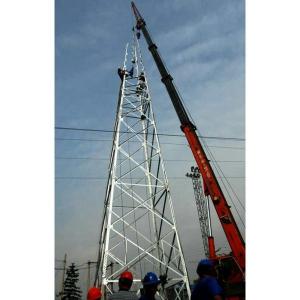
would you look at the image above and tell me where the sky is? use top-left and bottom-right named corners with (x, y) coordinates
top-left (55, 0), bottom-right (245, 296)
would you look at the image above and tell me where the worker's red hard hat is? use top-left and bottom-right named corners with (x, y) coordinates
top-left (120, 271), bottom-right (133, 281)
top-left (87, 287), bottom-right (102, 300)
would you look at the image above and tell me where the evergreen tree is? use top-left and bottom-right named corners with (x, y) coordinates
top-left (62, 263), bottom-right (82, 300)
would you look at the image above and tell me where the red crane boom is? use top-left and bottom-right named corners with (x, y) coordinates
top-left (131, 2), bottom-right (245, 273)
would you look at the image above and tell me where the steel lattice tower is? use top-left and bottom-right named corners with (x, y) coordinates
top-left (186, 167), bottom-right (212, 258)
top-left (94, 32), bottom-right (191, 299)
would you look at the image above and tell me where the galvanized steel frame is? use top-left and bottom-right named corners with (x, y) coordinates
top-left (94, 35), bottom-right (190, 299)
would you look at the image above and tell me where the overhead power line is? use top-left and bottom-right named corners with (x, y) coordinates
top-left (55, 176), bottom-right (245, 180)
top-left (55, 156), bottom-right (245, 163)
top-left (55, 126), bottom-right (245, 141)
top-left (55, 137), bottom-right (245, 150)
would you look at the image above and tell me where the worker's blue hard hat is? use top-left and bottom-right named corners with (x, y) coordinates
top-left (198, 259), bottom-right (214, 268)
top-left (143, 272), bottom-right (161, 286)
top-left (197, 259), bottom-right (214, 276)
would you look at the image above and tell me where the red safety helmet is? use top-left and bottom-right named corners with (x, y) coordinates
top-left (87, 287), bottom-right (102, 300)
top-left (120, 271), bottom-right (133, 281)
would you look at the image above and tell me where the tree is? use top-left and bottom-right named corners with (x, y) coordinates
top-left (62, 263), bottom-right (82, 300)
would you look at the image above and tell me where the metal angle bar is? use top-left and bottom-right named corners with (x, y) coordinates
top-left (123, 93), bottom-right (139, 99)
top-left (154, 188), bottom-right (167, 207)
top-left (122, 107), bottom-right (141, 116)
top-left (119, 121), bottom-right (157, 152)
top-left (106, 252), bottom-right (125, 268)
top-left (140, 126), bottom-right (159, 151)
top-left (118, 132), bottom-right (145, 152)
top-left (122, 102), bottom-right (142, 113)
top-left (112, 184), bottom-right (160, 222)
top-left (105, 285), bottom-right (113, 294)
top-left (148, 129), bottom-right (156, 172)
top-left (117, 179), bottom-right (166, 198)
top-left (157, 190), bottom-right (168, 239)
top-left (94, 80), bottom-right (124, 285)
top-left (161, 234), bottom-right (180, 254)
top-left (158, 239), bottom-right (182, 272)
top-left (109, 187), bottom-right (165, 241)
top-left (118, 142), bottom-right (147, 166)
top-left (122, 95), bottom-right (143, 113)
top-left (124, 92), bottom-right (140, 97)
top-left (118, 182), bottom-right (164, 188)
top-left (123, 94), bottom-right (140, 101)
top-left (99, 46), bottom-right (128, 287)
top-left (117, 147), bottom-right (163, 184)
top-left (140, 97), bottom-right (162, 274)
top-left (113, 184), bottom-right (170, 228)
top-left (124, 87), bottom-right (139, 93)
top-left (113, 205), bottom-right (146, 208)
top-left (165, 278), bottom-right (186, 282)
top-left (115, 146), bottom-right (145, 171)
top-left (109, 201), bottom-right (159, 242)
top-left (117, 150), bottom-right (160, 182)
top-left (108, 256), bottom-right (152, 282)
top-left (118, 124), bottom-right (147, 149)
top-left (174, 283), bottom-right (185, 300)
top-left (111, 184), bottom-right (129, 203)
top-left (124, 81), bottom-right (139, 87)
top-left (166, 251), bottom-right (181, 267)
top-left (111, 198), bottom-right (178, 273)
top-left (160, 235), bottom-right (168, 273)
top-left (110, 227), bottom-right (184, 278)
top-left (177, 256), bottom-right (182, 271)
top-left (106, 239), bottom-right (126, 257)
top-left (116, 145), bottom-right (145, 170)
top-left (152, 156), bottom-right (162, 206)
top-left (114, 183), bottom-right (174, 227)
top-left (105, 279), bottom-right (142, 283)
top-left (122, 102), bottom-right (142, 108)
top-left (123, 97), bottom-right (144, 109)
top-left (118, 120), bottom-right (141, 142)
top-left (119, 125), bottom-right (157, 151)
top-left (119, 119), bottom-right (142, 141)
top-left (109, 227), bottom-right (162, 267)
top-left (107, 250), bottom-right (157, 281)
top-left (110, 210), bottom-right (153, 245)
top-left (166, 233), bottom-right (176, 277)
top-left (122, 114), bottom-right (144, 120)
top-left (120, 118), bottom-right (159, 152)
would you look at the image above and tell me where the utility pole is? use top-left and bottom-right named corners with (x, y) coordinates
top-left (87, 261), bottom-right (97, 292)
top-left (60, 253), bottom-right (67, 300)
top-left (87, 260), bottom-right (91, 291)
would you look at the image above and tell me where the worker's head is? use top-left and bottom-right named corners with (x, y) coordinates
top-left (196, 259), bottom-right (215, 277)
top-left (87, 287), bottom-right (102, 300)
top-left (142, 272), bottom-right (160, 297)
top-left (119, 271), bottom-right (134, 291)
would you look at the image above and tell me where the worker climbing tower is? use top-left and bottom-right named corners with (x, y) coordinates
top-left (94, 29), bottom-right (191, 299)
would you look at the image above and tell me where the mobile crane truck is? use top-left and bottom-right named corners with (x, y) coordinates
top-left (131, 3), bottom-right (245, 299)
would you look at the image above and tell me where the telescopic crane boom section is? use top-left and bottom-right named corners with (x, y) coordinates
top-left (131, 2), bottom-right (245, 272)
